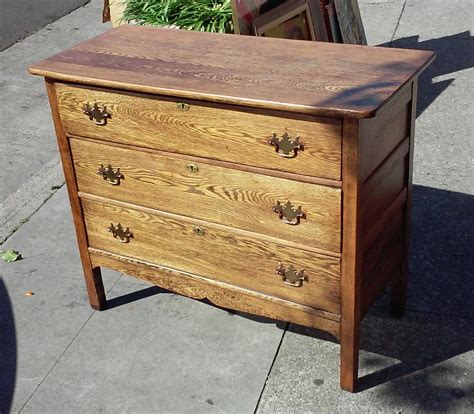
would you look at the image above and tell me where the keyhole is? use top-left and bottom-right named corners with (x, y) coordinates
top-left (177, 103), bottom-right (190, 111)
top-left (193, 227), bottom-right (205, 236)
top-left (186, 163), bottom-right (199, 173)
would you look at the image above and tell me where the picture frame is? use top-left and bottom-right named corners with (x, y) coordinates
top-left (231, 0), bottom-right (268, 35)
top-left (253, 0), bottom-right (318, 41)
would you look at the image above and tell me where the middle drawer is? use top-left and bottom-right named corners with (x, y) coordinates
top-left (71, 137), bottom-right (341, 253)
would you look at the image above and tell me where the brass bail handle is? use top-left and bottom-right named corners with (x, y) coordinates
top-left (108, 223), bottom-right (133, 243)
top-left (83, 102), bottom-right (111, 125)
top-left (268, 132), bottom-right (303, 158)
top-left (272, 201), bottom-right (305, 225)
top-left (98, 163), bottom-right (124, 185)
top-left (276, 263), bottom-right (307, 287)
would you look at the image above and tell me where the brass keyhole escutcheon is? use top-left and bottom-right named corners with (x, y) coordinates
top-left (193, 226), bottom-right (205, 236)
top-left (186, 163), bottom-right (199, 173)
top-left (177, 103), bottom-right (190, 111)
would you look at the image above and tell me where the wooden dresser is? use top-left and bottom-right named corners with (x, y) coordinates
top-left (29, 26), bottom-right (434, 392)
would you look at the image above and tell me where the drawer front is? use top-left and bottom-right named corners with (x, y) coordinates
top-left (71, 138), bottom-right (342, 252)
top-left (82, 199), bottom-right (341, 313)
top-left (56, 83), bottom-right (342, 180)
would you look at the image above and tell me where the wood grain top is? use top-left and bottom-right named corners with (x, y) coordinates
top-left (29, 25), bottom-right (435, 118)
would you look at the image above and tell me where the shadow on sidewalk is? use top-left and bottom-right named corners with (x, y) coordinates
top-left (288, 184), bottom-right (474, 407)
top-left (0, 278), bottom-right (17, 413)
top-left (383, 31), bottom-right (474, 117)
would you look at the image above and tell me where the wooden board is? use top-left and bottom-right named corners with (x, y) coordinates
top-left (81, 197), bottom-right (341, 313)
top-left (71, 137), bottom-right (342, 253)
top-left (334, 0), bottom-right (367, 45)
top-left (359, 85), bottom-right (411, 180)
top-left (57, 83), bottom-right (342, 180)
top-left (29, 25), bottom-right (435, 118)
top-left (361, 138), bottom-right (409, 230)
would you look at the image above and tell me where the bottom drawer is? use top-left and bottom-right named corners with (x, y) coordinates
top-left (82, 198), bottom-right (341, 314)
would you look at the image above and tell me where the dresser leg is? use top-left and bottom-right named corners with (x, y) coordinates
top-left (340, 321), bottom-right (360, 392)
top-left (83, 266), bottom-right (106, 311)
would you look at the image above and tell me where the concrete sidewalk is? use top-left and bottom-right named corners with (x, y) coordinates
top-left (1, 0), bottom-right (473, 412)
top-left (0, 0), bottom-right (90, 51)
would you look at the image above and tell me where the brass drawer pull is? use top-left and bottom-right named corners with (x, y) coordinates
top-left (272, 201), bottom-right (305, 225)
top-left (98, 163), bottom-right (124, 185)
top-left (268, 132), bottom-right (303, 158)
top-left (276, 263), bottom-right (307, 287)
top-left (177, 102), bottom-right (190, 111)
top-left (83, 103), bottom-right (111, 125)
top-left (108, 223), bottom-right (133, 243)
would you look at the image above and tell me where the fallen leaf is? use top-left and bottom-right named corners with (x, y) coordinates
top-left (1, 249), bottom-right (22, 262)
top-left (25, 291), bottom-right (35, 296)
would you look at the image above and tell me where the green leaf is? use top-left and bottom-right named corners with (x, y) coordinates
top-left (122, 0), bottom-right (233, 33)
top-left (1, 249), bottom-right (22, 262)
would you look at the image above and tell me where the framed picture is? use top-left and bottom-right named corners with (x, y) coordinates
top-left (231, 0), bottom-right (268, 35)
top-left (253, 0), bottom-right (318, 41)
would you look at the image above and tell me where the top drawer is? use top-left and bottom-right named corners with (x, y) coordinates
top-left (55, 83), bottom-right (342, 180)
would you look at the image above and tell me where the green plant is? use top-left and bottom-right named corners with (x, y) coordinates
top-left (122, 0), bottom-right (233, 33)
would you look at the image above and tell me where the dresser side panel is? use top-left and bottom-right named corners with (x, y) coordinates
top-left (358, 81), bottom-right (414, 314)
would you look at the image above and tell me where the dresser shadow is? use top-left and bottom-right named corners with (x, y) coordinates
top-left (287, 185), bottom-right (474, 407)
top-left (314, 31), bottom-right (472, 121)
top-left (381, 31), bottom-right (474, 118)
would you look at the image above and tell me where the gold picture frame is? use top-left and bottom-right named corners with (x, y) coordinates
top-left (253, 0), bottom-right (318, 41)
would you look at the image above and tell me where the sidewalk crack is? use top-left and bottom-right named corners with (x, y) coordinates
top-left (390, 0), bottom-right (407, 44)
top-left (253, 322), bottom-right (289, 414)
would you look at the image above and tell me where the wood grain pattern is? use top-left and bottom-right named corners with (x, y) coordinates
top-left (363, 209), bottom-right (405, 283)
top-left (339, 117), bottom-right (363, 392)
top-left (89, 248), bottom-right (341, 337)
top-left (29, 25), bottom-right (435, 118)
top-left (362, 188), bottom-right (407, 252)
top-left (359, 85), bottom-right (411, 179)
top-left (45, 79), bottom-right (106, 310)
top-left (57, 83), bottom-right (342, 180)
top-left (81, 198), bottom-right (341, 313)
top-left (361, 137), bottom-right (409, 231)
top-left (71, 137), bottom-right (342, 252)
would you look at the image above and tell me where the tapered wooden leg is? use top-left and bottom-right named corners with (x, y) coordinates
top-left (83, 266), bottom-right (106, 310)
top-left (340, 316), bottom-right (360, 392)
top-left (340, 118), bottom-right (362, 393)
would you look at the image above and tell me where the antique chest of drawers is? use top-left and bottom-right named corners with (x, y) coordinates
top-left (29, 26), bottom-right (434, 392)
